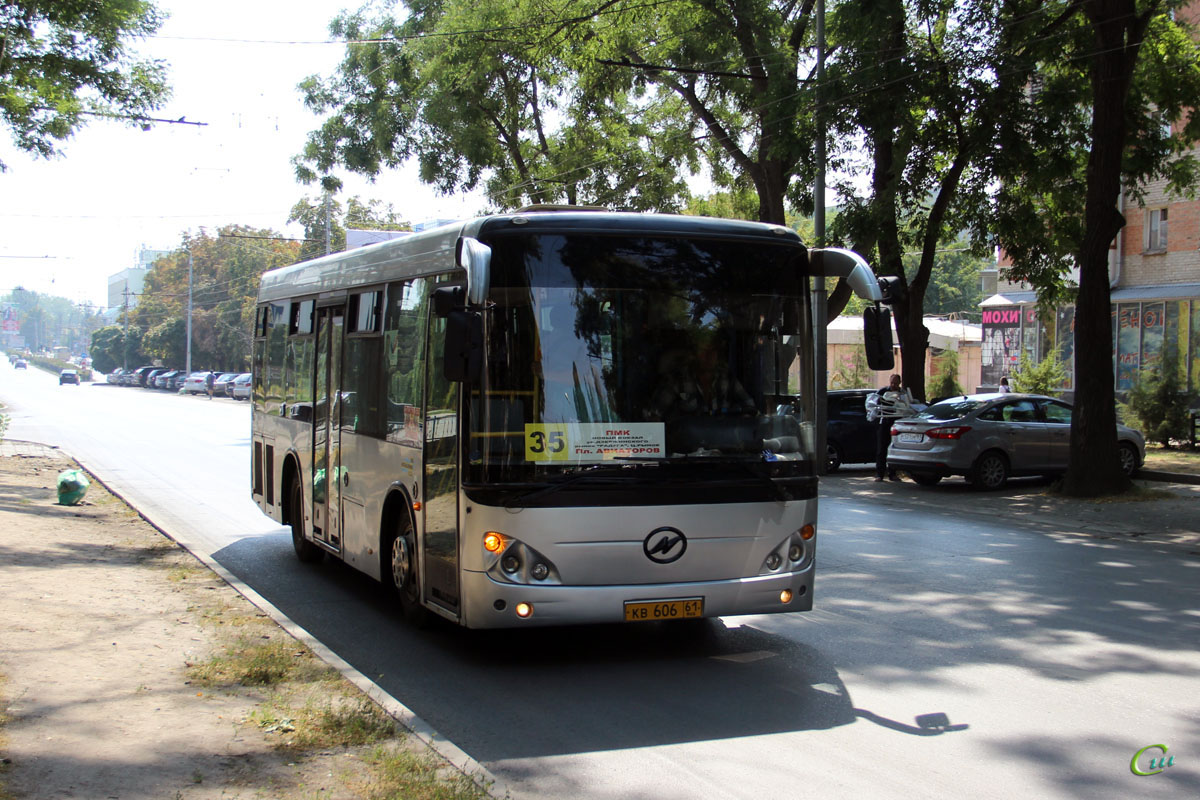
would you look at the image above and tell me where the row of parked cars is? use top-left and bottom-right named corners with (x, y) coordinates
top-left (824, 388), bottom-right (1145, 490)
top-left (105, 366), bottom-right (252, 400)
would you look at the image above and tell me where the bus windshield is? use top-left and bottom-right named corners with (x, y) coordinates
top-left (468, 232), bottom-right (816, 484)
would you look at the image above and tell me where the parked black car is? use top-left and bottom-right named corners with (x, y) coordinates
top-left (825, 389), bottom-right (879, 471)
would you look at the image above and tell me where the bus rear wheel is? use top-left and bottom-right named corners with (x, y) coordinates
top-left (288, 478), bottom-right (324, 564)
top-left (385, 512), bottom-right (430, 627)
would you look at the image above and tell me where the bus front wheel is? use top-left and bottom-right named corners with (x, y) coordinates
top-left (288, 478), bottom-right (324, 564)
top-left (385, 513), bottom-right (430, 627)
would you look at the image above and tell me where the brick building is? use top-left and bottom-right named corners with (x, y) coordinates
top-left (981, 6), bottom-right (1200, 397)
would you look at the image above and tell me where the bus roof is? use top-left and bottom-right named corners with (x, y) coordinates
top-left (256, 211), bottom-right (804, 303)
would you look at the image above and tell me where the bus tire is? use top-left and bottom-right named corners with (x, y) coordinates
top-left (384, 511), bottom-right (431, 627)
top-left (288, 477), bottom-right (324, 564)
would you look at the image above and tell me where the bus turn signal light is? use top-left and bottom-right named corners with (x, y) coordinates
top-left (515, 602), bottom-right (533, 618)
top-left (483, 532), bottom-right (505, 553)
top-left (800, 524), bottom-right (815, 540)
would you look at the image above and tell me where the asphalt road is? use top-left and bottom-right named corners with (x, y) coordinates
top-left (2, 362), bottom-right (1197, 799)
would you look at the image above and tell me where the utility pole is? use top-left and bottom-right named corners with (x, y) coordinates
top-left (186, 249), bottom-right (194, 374)
top-left (323, 192), bottom-right (332, 255)
top-left (122, 288), bottom-right (130, 371)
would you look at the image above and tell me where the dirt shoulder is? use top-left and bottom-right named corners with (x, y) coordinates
top-left (0, 451), bottom-right (487, 800)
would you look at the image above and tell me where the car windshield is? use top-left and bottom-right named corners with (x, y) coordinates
top-left (917, 398), bottom-right (985, 421)
top-left (469, 232), bottom-right (816, 485)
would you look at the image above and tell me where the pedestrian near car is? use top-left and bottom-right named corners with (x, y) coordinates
top-left (867, 373), bottom-right (915, 482)
top-left (205, 371), bottom-right (215, 399)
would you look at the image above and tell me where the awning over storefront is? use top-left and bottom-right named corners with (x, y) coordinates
top-left (1111, 283), bottom-right (1200, 301)
top-left (981, 283), bottom-right (1200, 308)
top-left (980, 291), bottom-right (1037, 306)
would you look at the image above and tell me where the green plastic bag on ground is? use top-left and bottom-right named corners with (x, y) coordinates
top-left (57, 469), bottom-right (90, 506)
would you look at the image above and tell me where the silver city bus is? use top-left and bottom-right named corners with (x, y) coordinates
top-left (250, 210), bottom-right (892, 628)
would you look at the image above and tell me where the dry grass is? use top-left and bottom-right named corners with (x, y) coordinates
top-left (1142, 444), bottom-right (1200, 475)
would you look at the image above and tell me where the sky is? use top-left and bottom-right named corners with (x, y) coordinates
top-left (0, 1), bottom-right (484, 309)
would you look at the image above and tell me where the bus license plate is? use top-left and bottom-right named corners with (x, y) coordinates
top-left (624, 598), bottom-right (704, 622)
top-left (898, 432), bottom-right (923, 443)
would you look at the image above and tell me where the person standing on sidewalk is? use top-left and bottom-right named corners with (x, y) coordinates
top-left (867, 373), bottom-right (915, 482)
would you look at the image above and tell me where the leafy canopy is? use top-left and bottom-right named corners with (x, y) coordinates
top-left (0, 0), bottom-right (170, 170)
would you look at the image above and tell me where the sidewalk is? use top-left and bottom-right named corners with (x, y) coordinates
top-left (0, 442), bottom-right (488, 800)
top-left (824, 465), bottom-right (1200, 549)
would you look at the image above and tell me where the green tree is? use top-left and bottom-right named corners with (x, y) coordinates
top-left (89, 325), bottom-right (142, 374)
top-left (130, 226), bottom-right (300, 371)
top-left (296, 0), bottom-right (688, 211)
top-left (1009, 351), bottom-right (1068, 396)
top-left (288, 194), bottom-right (412, 261)
top-left (916, 246), bottom-right (987, 316)
top-left (824, 0), bottom-right (1049, 402)
top-left (829, 347), bottom-right (872, 390)
top-left (1122, 371), bottom-right (1196, 448)
top-left (928, 350), bottom-right (964, 400)
top-left (141, 317), bottom-right (186, 366)
top-left (991, 0), bottom-right (1200, 496)
top-left (0, 0), bottom-right (170, 170)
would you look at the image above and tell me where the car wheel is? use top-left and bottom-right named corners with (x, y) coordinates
top-left (1118, 442), bottom-right (1139, 477)
top-left (826, 442), bottom-right (843, 472)
top-left (910, 472), bottom-right (942, 487)
top-left (288, 478), bottom-right (324, 564)
top-left (968, 451), bottom-right (1009, 491)
top-left (383, 508), bottom-right (431, 627)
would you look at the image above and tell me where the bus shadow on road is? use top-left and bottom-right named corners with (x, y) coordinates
top-left (212, 533), bottom-right (863, 761)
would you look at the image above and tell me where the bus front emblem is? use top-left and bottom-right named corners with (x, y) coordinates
top-left (644, 527), bottom-right (687, 564)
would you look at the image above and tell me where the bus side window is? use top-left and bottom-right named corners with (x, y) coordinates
top-left (344, 290), bottom-right (385, 437)
top-left (265, 301), bottom-right (287, 416)
top-left (385, 279), bottom-right (427, 443)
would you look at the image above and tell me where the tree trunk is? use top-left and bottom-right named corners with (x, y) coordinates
top-left (1062, 0), bottom-right (1147, 497)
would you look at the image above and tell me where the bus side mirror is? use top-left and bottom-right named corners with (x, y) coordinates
top-left (456, 237), bottom-right (492, 306)
top-left (443, 310), bottom-right (483, 383)
top-left (864, 305), bottom-right (895, 371)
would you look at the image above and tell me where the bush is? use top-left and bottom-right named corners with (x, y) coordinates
top-left (29, 354), bottom-right (92, 381)
top-left (928, 350), bottom-right (963, 401)
top-left (1121, 371), bottom-right (1196, 448)
top-left (1009, 351), bottom-right (1067, 396)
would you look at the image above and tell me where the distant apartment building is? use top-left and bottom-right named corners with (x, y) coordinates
top-left (106, 247), bottom-right (168, 313)
top-left (981, 5), bottom-right (1200, 396)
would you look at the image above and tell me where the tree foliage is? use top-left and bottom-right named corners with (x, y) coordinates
top-left (990, 0), bottom-right (1200, 496)
top-left (928, 350), bottom-right (964, 401)
top-left (89, 325), bottom-right (143, 374)
top-left (1009, 350), bottom-right (1068, 396)
top-left (288, 194), bottom-right (412, 261)
top-left (296, 0), bottom-right (690, 211)
top-left (1122, 370), bottom-right (1197, 448)
top-left (127, 226), bottom-right (301, 371)
top-left (0, 0), bottom-right (170, 170)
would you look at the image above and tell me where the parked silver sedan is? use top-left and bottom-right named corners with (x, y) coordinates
top-left (887, 393), bottom-right (1145, 490)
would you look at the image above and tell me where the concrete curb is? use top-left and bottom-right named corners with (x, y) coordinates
top-left (0, 437), bottom-right (513, 800)
top-left (1138, 468), bottom-right (1200, 486)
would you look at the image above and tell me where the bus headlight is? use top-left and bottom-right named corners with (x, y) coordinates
top-left (484, 536), bottom-right (561, 586)
top-left (760, 527), bottom-right (815, 575)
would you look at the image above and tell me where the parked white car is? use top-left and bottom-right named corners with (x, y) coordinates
top-left (183, 371), bottom-right (214, 395)
top-left (230, 373), bottom-right (252, 400)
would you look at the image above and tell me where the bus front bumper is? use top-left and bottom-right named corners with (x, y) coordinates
top-left (458, 566), bottom-right (814, 629)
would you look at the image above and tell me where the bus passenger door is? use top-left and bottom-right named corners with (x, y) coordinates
top-left (312, 305), bottom-right (344, 551)
top-left (422, 312), bottom-right (460, 612)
